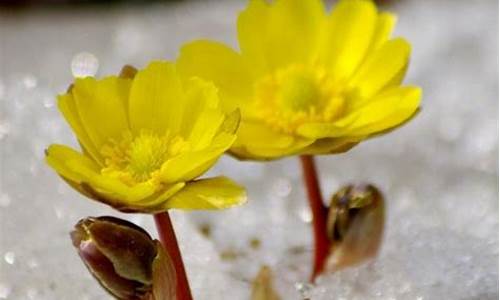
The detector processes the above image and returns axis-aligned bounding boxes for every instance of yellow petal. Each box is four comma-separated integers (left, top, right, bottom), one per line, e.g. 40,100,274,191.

231,136,314,161
297,123,350,139
232,141,313,160
368,12,397,52
129,61,184,135
73,164,156,205
235,121,294,149
46,144,156,204
349,38,411,99
346,87,422,136
72,76,130,149
161,108,239,182
217,109,241,135
302,137,361,155
46,144,100,183
78,182,186,214
237,0,325,74
230,121,317,159
161,177,247,210
45,145,100,199
189,108,224,148
237,0,270,76
298,86,421,139
320,0,377,81
57,93,103,164
177,41,253,112
160,132,236,183
180,78,225,150
134,182,186,210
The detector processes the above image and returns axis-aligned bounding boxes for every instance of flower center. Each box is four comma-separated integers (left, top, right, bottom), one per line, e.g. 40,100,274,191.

100,131,190,186
254,64,346,134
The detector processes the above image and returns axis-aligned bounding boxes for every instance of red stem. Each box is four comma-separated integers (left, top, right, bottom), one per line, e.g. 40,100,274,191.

299,155,329,282
154,212,193,300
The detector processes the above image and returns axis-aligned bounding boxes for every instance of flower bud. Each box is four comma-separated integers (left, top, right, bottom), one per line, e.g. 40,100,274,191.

325,184,385,271
71,216,176,300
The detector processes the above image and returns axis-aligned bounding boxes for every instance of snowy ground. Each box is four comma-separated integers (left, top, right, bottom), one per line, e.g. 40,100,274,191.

0,0,498,299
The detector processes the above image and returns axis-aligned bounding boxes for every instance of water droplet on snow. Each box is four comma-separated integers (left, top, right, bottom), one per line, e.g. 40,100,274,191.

271,178,292,198
297,207,312,223
4,252,15,265
295,281,314,299
71,52,99,78
54,206,64,220
23,75,37,89
43,96,54,108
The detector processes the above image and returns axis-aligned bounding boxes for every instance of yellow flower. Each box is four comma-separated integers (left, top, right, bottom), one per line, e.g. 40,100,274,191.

177,0,422,160
46,62,246,213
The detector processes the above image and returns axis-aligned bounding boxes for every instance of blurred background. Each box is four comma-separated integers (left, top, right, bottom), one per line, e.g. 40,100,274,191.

0,0,498,299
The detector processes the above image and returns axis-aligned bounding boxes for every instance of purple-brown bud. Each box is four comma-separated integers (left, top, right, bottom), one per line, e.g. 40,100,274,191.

71,216,176,300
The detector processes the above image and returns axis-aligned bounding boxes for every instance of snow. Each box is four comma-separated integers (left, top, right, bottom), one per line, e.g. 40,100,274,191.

0,0,497,299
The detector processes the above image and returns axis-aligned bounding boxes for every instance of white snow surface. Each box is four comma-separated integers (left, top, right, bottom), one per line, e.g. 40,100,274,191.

0,0,498,299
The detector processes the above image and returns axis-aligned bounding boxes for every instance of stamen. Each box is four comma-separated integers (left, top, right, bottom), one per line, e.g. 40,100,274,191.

254,64,346,134
100,131,190,187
